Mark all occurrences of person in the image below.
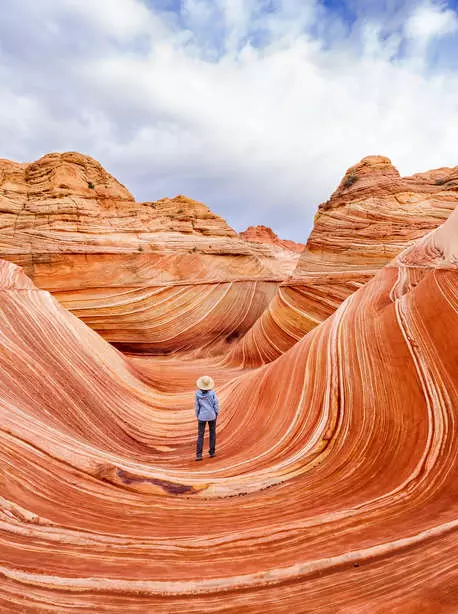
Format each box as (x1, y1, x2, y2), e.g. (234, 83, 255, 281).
(195, 375, 219, 461)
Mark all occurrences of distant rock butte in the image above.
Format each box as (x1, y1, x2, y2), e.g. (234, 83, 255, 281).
(240, 225, 305, 253)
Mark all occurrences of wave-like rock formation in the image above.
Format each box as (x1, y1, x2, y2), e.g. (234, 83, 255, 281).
(240, 225, 305, 253)
(228, 156, 458, 366)
(0, 186, 457, 613)
(0, 153, 300, 354)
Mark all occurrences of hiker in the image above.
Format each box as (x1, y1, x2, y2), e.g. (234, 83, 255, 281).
(195, 375, 219, 461)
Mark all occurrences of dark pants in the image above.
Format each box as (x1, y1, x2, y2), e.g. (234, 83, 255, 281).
(196, 420, 216, 458)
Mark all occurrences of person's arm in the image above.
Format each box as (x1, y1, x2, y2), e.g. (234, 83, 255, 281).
(213, 392, 219, 417)
(195, 394, 200, 419)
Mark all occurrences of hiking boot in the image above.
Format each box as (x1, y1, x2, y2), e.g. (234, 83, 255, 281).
(195, 456, 203, 461)
(209, 452, 216, 458)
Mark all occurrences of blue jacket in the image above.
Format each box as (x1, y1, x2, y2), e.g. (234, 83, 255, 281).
(195, 390, 219, 422)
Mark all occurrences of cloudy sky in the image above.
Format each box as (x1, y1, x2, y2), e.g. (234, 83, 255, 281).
(1, 0, 458, 240)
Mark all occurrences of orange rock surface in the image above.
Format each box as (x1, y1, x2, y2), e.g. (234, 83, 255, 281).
(0, 152, 299, 354)
(240, 225, 305, 253)
(228, 156, 458, 366)
(0, 195, 456, 612)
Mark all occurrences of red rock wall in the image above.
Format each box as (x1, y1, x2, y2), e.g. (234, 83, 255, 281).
(0, 205, 456, 611)
(227, 156, 457, 366)
(0, 153, 298, 354)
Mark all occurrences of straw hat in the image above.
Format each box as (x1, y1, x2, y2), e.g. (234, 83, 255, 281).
(196, 375, 214, 391)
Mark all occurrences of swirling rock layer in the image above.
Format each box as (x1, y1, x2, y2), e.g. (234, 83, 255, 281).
(0, 196, 457, 612)
(0, 153, 300, 354)
(229, 156, 457, 366)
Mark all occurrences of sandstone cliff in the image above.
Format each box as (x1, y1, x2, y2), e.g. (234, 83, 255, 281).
(227, 155, 457, 366)
(0, 152, 298, 353)
(0, 203, 456, 612)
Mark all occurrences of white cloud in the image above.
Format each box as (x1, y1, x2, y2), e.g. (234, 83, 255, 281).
(62, 0, 158, 40)
(405, 1, 458, 41)
(0, 0, 458, 241)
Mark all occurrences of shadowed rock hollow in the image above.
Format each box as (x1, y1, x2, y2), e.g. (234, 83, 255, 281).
(0, 153, 457, 613)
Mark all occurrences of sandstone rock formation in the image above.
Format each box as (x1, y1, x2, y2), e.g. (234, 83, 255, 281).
(240, 225, 305, 253)
(227, 156, 458, 366)
(0, 201, 456, 612)
(4, 152, 455, 362)
(0, 152, 298, 354)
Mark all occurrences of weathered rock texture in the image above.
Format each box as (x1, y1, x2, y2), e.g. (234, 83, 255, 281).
(240, 225, 305, 252)
(0, 153, 299, 353)
(0, 202, 456, 612)
(227, 156, 458, 366)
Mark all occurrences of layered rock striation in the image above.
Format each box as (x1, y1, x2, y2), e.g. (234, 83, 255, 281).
(240, 225, 305, 253)
(6, 152, 455, 362)
(227, 156, 457, 366)
(0, 203, 456, 612)
(0, 153, 299, 354)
